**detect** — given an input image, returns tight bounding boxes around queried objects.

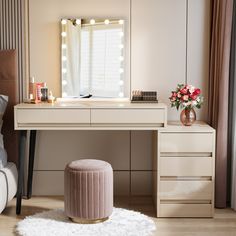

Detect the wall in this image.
[29,0,210,195]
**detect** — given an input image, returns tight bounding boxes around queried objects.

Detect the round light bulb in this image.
[61,19,67,25]
[119,32,124,37]
[61,32,67,37]
[76,19,81,25]
[104,19,110,25]
[119,80,124,86]
[119,56,124,61]
[62,80,68,85]
[119,92,124,97]
[119,68,124,73]
[90,19,95,25]
[119,19,124,25]
[62,44,67,49]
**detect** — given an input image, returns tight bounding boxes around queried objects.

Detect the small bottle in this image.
[41,82,48,102]
[29,76,36,100]
[47,91,55,103]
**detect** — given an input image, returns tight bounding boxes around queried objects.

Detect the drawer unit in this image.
[159,180,212,200]
[160,133,213,153]
[91,108,165,126]
[160,157,213,176]
[14,102,167,130]
[156,122,215,218]
[159,203,212,217]
[15,108,90,127]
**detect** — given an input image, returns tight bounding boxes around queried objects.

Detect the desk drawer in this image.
[160,133,213,153]
[159,203,212,217]
[160,157,212,176]
[16,109,90,124]
[91,109,165,125]
[159,180,212,200]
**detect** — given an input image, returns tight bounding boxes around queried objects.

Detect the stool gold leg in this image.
[70,217,109,224]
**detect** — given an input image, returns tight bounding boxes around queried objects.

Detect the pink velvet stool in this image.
[64,159,113,223]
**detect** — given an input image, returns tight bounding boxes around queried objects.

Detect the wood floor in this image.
[0,196,236,236]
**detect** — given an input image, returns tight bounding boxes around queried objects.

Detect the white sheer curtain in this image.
[62,20,81,97]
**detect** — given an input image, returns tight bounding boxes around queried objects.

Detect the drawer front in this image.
[91,109,165,125]
[159,180,212,200]
[159,203,212,217]
[160,157,212,176]
[16,109,90,124]
[160,133,213,153]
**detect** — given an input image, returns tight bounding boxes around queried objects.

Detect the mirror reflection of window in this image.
[61,19,125,98]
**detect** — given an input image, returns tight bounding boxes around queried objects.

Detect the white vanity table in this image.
[14,100,215,218]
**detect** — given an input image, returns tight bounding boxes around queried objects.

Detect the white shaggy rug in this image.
[16,208,156,236]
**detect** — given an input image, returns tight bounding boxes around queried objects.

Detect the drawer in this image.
[159,180,212,200]
[159,203,213,217]
[160,157,212,176]
[160,133,213,153]
[16,108,90,124]
[91,109,165,125]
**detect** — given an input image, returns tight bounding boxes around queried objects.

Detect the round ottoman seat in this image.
[64,159,113,223]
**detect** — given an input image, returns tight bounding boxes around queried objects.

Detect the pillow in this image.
[0,95,8,123]
[0,95,8,169]
[0,146,7,169]
[0,134,7,169]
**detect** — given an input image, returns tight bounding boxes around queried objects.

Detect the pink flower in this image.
[177,92,181,98]
[170,97,176,102]
[172,92,177,97]
[180,88,188,95]
[190,94,197,100]
[182,95,189,101]
[194,88,201,95]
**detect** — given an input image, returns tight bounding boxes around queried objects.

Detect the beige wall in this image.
[29,0,210,195]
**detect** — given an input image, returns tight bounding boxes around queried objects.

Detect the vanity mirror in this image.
[61,18,128,98]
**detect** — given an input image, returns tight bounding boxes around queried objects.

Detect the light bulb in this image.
[62,80,68,85]
[90,19,95,25]
[119,68,124,73]
[61,32,67,37]
[119,92,124,97]
[61,19,67,25]
[76,19,81,25]
[119,56,124,61]
[119,80,124,86]
[62,68,67,73]
[62,92,67,97]
[119,32,124,37]
[62,44,67,49]
[119,19,124,25]
[62,56,67,61]
[104,19,109,25]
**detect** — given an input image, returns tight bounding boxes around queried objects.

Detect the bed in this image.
[0,50,19,213]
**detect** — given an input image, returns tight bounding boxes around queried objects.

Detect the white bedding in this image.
[0,162,18,213]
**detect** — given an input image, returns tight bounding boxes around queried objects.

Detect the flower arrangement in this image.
[169,84,203,110]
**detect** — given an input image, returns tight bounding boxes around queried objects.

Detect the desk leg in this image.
[16,130,27,215]
[27,130,37,199]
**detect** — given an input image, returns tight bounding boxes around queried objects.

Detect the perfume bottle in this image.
[41,82,48,101]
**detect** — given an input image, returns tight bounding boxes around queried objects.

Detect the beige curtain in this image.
[208,0,233,208]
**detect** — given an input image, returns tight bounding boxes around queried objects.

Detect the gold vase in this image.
[180,108,196,126]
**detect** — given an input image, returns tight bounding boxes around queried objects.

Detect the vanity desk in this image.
[14,101,215,218]
[14,100,167,215]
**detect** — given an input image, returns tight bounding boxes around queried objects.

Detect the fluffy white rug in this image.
[16,208,156,236]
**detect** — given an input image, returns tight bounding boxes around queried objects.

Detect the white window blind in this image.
[80,24,124,97]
